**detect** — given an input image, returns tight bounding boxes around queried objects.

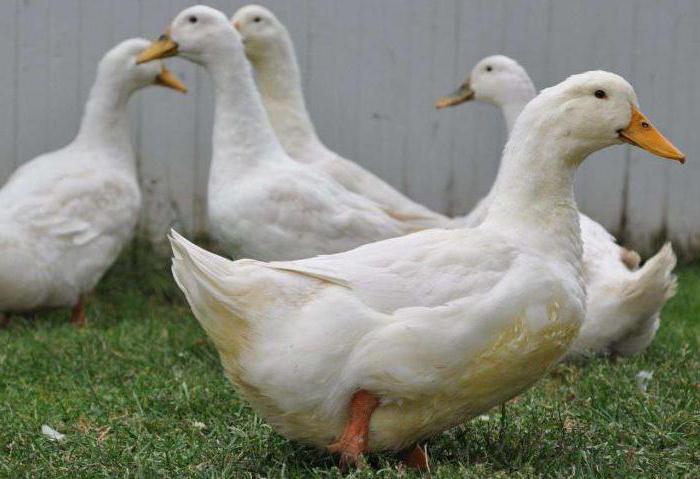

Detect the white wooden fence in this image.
[1,0,698,258]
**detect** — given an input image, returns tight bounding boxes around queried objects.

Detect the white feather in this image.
[232,5,456,231]
[448,55,677,359]
[0,39,171,314]
[167,24,654,452]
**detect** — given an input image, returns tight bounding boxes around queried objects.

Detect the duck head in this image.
[436,55,535,109]
[137,5,238,66]
[231,5,289,63]
[101,38,187,94]
[514,70,684,163]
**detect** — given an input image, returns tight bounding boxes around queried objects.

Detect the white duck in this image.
[137,6,450,262]
[150,12,683,463]
[231,4,455,229]
[0,39,186,327]
[437,55,678,359]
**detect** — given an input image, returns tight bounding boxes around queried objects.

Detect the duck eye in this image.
[486,66,493,72]
[594,89,607,99]
[254,16,262,23]
[189,16,198,24]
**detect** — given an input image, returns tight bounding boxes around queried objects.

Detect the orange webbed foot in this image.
[328,390,379,469]
[327,440,367,469]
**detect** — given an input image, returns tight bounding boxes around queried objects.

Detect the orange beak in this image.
[155,66,187,94]
[233,20,241,31]
[137,29,179,64]
[435,79,474,109]
[619,106,685,163]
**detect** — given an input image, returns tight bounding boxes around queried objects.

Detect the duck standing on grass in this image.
[0,39,186,328]
[139,5,684,470]
[436,55,678,359]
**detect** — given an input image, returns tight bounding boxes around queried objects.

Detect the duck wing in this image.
[319,151,454,229]
[3,164,139,247]
[270,227,519,313]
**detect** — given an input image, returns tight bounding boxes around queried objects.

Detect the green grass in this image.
[1,246,698,478]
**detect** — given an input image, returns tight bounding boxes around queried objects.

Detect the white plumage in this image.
[149,6,454,263]
[232,4,456,231]
[0,39,184,321]
[226,7,679,360]
[438,55,678,358]
[170,223,582,451]
[148,9,682,454]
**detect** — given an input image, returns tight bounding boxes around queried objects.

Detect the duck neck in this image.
[249,37,321,159]
[205,45,287,184]
[501,99,529,136]
[471,87,534,225]
[484,119,584,264]
[74,75,134,161]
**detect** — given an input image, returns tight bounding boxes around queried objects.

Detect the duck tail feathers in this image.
[624,242,677,310]
[169,229,249,354]
[613,242,677,356]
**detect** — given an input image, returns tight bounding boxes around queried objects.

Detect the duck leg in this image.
[400,443,430,473]
[70,298,86,327]
[327,390,379,468]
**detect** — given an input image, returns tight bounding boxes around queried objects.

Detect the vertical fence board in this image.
[399,0,457,213]
[0,2,17,181]
[78,0,115,105]
[16,0,50,166]
[46,0,81,151]
[354,0,410,193]
[623,1,678,254]
[354,0,403,188]
[304,1,344,160]
[443,0,507,215]
[660,0,700,259]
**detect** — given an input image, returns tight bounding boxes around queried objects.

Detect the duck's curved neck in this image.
[501,99,530,136]
[205,43,287,184]
[484,117,584,263]
[250,37,321,159]
[492,74,537,136]
[467,84,535,226]
[74,76,133,157]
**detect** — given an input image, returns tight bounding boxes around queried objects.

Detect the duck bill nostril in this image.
[618,106,685,163]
